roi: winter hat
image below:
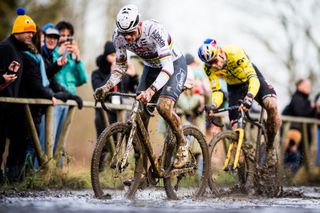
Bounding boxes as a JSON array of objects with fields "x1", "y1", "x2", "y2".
[
  {"x1": 44, "y1": 27, "x2": 60, "y2": 38},
  {"x1": 185, "y1": 53, "x2": 195, "y2": 65},
  {"x1": 42, "y1": 23, "x2": 54, "y2": 32},
  {"x1": 12, "y1": 7, "x2": 36, "y2": 34},
  {"x1": 103, "y1": 41, "x2": 116, "y2": 56}
]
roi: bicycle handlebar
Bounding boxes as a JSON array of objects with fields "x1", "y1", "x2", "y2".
[{"x1": 98, "y1": 92, "x2": 157, "y2": 117}]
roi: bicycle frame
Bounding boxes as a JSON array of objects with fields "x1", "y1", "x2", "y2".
[
  {"x1": 215, "y1": 106, "x2": 268, "y2": 171},
  {"x1": 105, "y1": 92, "x2": 195, "y2": 178}
]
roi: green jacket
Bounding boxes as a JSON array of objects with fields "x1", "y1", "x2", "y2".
[{"x1": 52, "y1": 48, "x2": 88, "y2": 94}]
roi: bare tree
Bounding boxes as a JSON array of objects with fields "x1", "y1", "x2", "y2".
[{"x1": 229, "y1": 0, "x2": 320, "y2": 95}]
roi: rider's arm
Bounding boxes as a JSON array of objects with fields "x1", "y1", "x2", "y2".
[
  {"x1": 236, "y1": 48, "x2": 260, "y2": 98},
  {"x1": 204, "y1": 65, "x2": 224, "y2": 108},
  {"x1": 150, "y1": 27, "x2": 174, "y2": 91},
  {"x1": 101, "y1": 34, "x2": 128, "y2": 91}
]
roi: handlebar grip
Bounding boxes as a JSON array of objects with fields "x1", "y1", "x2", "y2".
[{"x1": 208, "y1": 117, "x2": 224, "y2": 128}]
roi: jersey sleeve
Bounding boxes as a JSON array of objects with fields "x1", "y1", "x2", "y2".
[
  {"x1": 236, "y1": 48, "x2": 260, "y2": 97},
  {"x1": 112, "y1": 32, "x2": 128, "y2": 73},
  {"x1": 204, "y1": 65, "x2": 224, "y2": 108},
  {"x1": 150, "y1": 24, "x2": 174, "y2": 90}
]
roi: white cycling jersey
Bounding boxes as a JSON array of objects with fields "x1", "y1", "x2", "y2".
[{"x1": 112, "y1": 20, "x2": 183, "y2": 90}]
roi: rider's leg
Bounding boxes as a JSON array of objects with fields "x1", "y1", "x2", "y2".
[
  {"x1": 157, "y1": 97, "x2": 188, "y2": 168},
  {"x1": 262, "y1": 96, "x2": 281, "y2": 150}
]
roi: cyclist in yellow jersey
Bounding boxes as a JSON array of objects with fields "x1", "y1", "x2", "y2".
[{"x1": 198, "y1": 38, "x2": 281, "y2": 155}]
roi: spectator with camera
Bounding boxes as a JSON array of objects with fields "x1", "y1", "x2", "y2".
[
  {"x1": 0, "y1": 8, "x2": 37, "y2": 183},
  {"x1": 50, "y1": 21, "x2": 88, "y2": 167}
]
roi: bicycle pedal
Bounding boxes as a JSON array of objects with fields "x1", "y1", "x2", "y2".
[
  {"x1": 223, "y1": 165, "x2": 232, "y2": 172},
  {"x1": 110, "y1": 162, "x2": 117, "y2": 169},
  {"x1": 123, "y1": 179, "x2": 132, "y2": 186}
]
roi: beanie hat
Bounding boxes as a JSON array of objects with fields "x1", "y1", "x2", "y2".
[
  {"x1": 103, "y1": 41, "x2": 116, "y2": 56},
  {"x1": 12, "y1": 7, "x2": 37, "y2": 34}
]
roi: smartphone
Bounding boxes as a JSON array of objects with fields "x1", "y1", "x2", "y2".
[
  {"x1": 66, "y1": 36, "x2": 73, "y2": 43},
  {"x1": 6, "y1": 70, "x2": 17, "y2": 76}
]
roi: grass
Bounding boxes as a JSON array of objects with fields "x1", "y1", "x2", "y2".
[{"x1": 0, "y1": 168, "x2": 91, "y2": 191}]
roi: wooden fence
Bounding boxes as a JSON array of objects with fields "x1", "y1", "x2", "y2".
[{"x1": 0, "y1": 97, "x2": 319, "y2": 176}]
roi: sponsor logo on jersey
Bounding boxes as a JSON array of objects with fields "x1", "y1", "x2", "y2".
[{"x1": 151, "y1": 31, "x2": 165, "y2": 48}]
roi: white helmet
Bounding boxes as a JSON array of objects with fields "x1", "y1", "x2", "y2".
[{"x1": 116, "y1": 4, "x2": 140, "y2": 33}]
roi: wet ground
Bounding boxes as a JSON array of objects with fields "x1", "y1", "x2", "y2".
[{"x1": 0, "y1": 187, "x2": 320, "y2": 213}]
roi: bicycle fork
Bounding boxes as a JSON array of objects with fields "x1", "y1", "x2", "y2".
[{"x1": 223, "y1": 128, "x2": 245, "y2": 171}]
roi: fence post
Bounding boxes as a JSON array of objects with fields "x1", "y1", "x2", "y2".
[
  {"x1": 302, "y1": 123, "x2": 310, "y2": 174},
  {"x1": 24, "y1": 104, "x2": 46, "y2": 166},
  {"x1": 54, "y1": 106, "x2": 76, "y2": 167},
  {"x1": 45, "y1": 106, "x2": 54, "y2": 169}
]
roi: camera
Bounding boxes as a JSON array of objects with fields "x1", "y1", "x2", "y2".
[{"x1": 66, "y1": 36, "x2": 73, "y2": 43}]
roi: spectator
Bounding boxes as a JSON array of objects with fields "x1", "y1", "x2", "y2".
[
  {"x1": 21, "y1": 26, "x2": 82, "y2": 169},
  {"x1": 51, "y1": 21, "x2": 87, "y2": 167},
  {"x1": 0, "y1": 8, "x2": 36, "y2": 183},
  {"x1": 176, "y1": 72, "x2": 205, "y2": 132},
  {"x1": 91, "y1": 41, "x2": 138, "y2": 138},
  {"x1": 185, "y1": 53, "x2": 212, "y2": 104},
  {"x1": 282, "y1": 78, "x2": 317, "y2": 173}
]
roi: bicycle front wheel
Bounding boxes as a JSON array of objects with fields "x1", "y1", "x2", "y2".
[
  {"x1": 164, "y1": 125, "x2": 210, "y2": 200},
  {"x1": 91, "y1": 122, "x2": 143, "y2": 199},
  {"x1": 208, "y1": 130, "x2": 251, "y2": 197}
]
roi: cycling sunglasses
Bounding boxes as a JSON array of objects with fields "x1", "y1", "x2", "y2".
[{"x1": 118, "y1": 30, "x2": 136, "y2": 36}]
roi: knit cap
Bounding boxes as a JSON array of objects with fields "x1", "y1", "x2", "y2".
[
  {"x1": 11, "y1": 7, "x2": 37, "y2": 34},
  {"x1": 103, "y1": 41, "x2": 116, "y2": 56}
]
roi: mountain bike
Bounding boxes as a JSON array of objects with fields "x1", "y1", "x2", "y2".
[
  {"x1": 207, "y1": 104, "x2": 281, "y2": 197},
  {"x1": 91, "y1": 92, "x2": 210, "y2": 200}
]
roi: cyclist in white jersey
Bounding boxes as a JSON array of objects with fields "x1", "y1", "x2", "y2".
[{"x1": 94, "y1": 4, "x2": 188, "y2": 168}]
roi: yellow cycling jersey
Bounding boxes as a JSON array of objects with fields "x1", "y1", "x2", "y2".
[{"x1": 204, "y1": 44, "x2": 260, "y2": 107}]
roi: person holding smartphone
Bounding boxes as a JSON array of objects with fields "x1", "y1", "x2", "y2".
[
  {"x1": 0, "y1": 61, "x2": 20, "y2": 91},
  {"x1": 50, "y1": 21, "x2": 88, "y2": 168},
  {"x1": 0, "y1": 7, "x2": 37, "y2": 183}
]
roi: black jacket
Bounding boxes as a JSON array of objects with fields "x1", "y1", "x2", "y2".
[
  {"x1": 91, "y1": 54, "x2": 139, "y2": 97},
  {"x1": 19, "y1": 52, "x2": 54, "y2": 100},
  {"x1": 282, "y1": 90, "x2": 316, "y2": 130},
  {"x1": 0, "y1": 35, "x2": 27, "y2": 97}
]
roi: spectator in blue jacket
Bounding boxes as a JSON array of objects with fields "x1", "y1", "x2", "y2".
[{"x1": 51, "y1": 21, "x2": 88, "y2": 167}]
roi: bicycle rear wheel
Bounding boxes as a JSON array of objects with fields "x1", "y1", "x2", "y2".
[
  {"x1": 164, "y1": 125, "x2": 210, "y2": 200},
  {"x1": 91, "y1": 122, "x2": 144, "y2": 199},
  {"x1": 208, "y1": 130, "x2": 250, "y2": 197}
]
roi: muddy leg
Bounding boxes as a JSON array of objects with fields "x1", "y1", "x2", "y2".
[
  {"x1": 262, "y1": 97, "x2": 281, "y2": 150},
  {"x1": 157, "y1": 97, "x2": 188, "y2": 168}
]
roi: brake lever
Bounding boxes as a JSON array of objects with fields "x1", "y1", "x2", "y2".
[
  {"x1": 145, "y1": 103, "x2": 157, "y2": 117},
  {"x1": 100, "y1": 100, "x2": 110, "y2": 112}
]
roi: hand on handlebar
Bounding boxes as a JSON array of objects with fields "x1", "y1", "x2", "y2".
[
  {"x1": 136, "y1": 88, "x2": 155, "y2": 104},
  {"x1": 205, "y1": 104, "x2": 217, "y2": 119},
  {"x1": 94, "y1": 86, "x2": 109, "y2": 102},
  {"x1": 239, "y1": 94, "x2": 253, "y2": 112}
]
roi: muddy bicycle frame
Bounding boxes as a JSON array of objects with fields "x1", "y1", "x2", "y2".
[
  {"x1": 101, "y1": 92, "x2": 196, "y2": 178},
  {"x1": 212, "y1": 105, "x2": 268, "y2": 170}
]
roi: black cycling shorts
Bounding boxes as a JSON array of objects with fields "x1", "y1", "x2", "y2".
[
  {"x1": 136, "y1": 56, "x2": 187, "y2": 103},
  {"x1": 227, "y1": 63, "x2": 277, "y2": 121}
]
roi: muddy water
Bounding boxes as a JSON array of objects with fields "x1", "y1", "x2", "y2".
[{"x1": 0, "y1": 187, "x2": 320, "y2": 213}]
